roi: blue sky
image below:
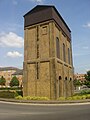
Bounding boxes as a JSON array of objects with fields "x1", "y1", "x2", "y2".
[{"x1": 0, "y1": 0, "x2": 90, "y2": 74}]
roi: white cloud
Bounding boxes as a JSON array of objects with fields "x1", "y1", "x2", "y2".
[
  {"x1": 7, "y1": 51, "x2": 23, "y2": 58},
  {"x1": 0, "y1": 32, "x2": 24, "y2": 48},
  {"x1": 83, "y1": 22, "x2": 90, "y2": 28},
  {"x1": 29, "y1": 0, "x2": 44, "y2": 4}
]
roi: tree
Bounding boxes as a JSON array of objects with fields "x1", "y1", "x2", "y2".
[
  {"x1": 73, "y1": 79, "x2": 82, "y2": 87},
  {"x1": 0, "y1": 76, "x2": 6, "y2": 86},
  {"x1": 84, "y1": 71, "x2": 90, "y2": 88},
  {"x1": 10, "y1": 76, "x2": 19, "y2": 87}
]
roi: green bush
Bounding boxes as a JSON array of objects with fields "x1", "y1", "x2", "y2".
[
  {"x1": 25, "y1": 96, "x2": 49, "y2": 100},
  {"x1": 0, "y1": 76, "x2": 6, "y2": 86},
  {"x1": 81, "y1": 95, "x2": 87, "y2": 99},
  {"x1": 0, "y1": 87, "x2": 22, "y2": 91},
  {"x1": 0, "y1": 91, "x2": 15, "y2": 98},
  {"x1": 72, "y1": 95, "x2": 82, "y2": 100},
  {"x1": 66, "y1": 97, "x2": 73, "y2": 100},
  {"x1": 10, "y1": 76, "x2": 19, "y2": 87},
  {"x1": 15, "y1": 96, "x2": 49, "y2": 100},
  {"x1": 57, "y1": 97, "x2": 65, "y2": 101},
  {"x1": 86, "y1": 94, "x2": 90, "y2": 99},
  {"x1": 16, "y1": 91, "x2": 23, "y2": 97},
  {"x1": 58, "y1": 94, "x2": 90, "y2": 101},
  {"x1": 80, "y1": 90, "x2": 90, "y2": 95},
  {"x1": 15, "y1": 95, "x2": 23, "y2": 100},
  {"x1": 0, "y1": 90, "x2": 22, "y2": 98},
  {"x1": 66, "y1": 95, "x2": 87, "y2": 100}
]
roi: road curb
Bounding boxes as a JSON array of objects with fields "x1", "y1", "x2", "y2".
[{"x1": 0, "y1": 98, "x2": 90, "y2": 104}]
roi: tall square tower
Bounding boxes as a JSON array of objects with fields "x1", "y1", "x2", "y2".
[{"x1": 23, "y1": 5, "x2": 74, "y2": 99}]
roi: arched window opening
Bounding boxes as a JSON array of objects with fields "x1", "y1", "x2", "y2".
[
  {"x1": 59, "y1": 76, "x2": 62, "y2": 80},
  {"x1": 65, "y1": 77, "x2": 67, "y2": 80}
]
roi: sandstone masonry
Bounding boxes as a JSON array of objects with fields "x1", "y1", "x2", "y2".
[{"x1": 23, "y1": 5, "x2": 74, "y2": 99}]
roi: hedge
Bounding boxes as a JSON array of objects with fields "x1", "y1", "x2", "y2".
[
  {"x1": 0, "y1": 87, "x2": 22, "y2": 91},
  {"x1": 57, "y1": 94, "x2": 90, "y2": 101},
  {"x1": 0, "y1": 90, "x2": 23, "y2": 98},
  {"x1": 15, "y1": 96, "x2": 49, "y2": 100}
]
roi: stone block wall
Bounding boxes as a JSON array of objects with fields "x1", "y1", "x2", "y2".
[{"x1": 23, "y1": 20, "x2": 74, "y2": 99}]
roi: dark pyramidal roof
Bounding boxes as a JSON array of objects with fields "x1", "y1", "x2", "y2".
[
  {"x1": 24, "y1": 5, "x2": 53, "y2": 16},
  {"x1": 24, "y1": 5, "x2": 71, "y2": 38},
  {"x1": 12, "y1": 69, "x2": 23, "y2": 75}
]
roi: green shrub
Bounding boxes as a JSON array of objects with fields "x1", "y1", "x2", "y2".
[
  {"x1": 72, "y1": 96, "x2": 78, "y2": 100},
  {"x1": 23, "y1": 97, "x2": 28, "y2": 100},
  {"x1": 0, "y1": 91, "x2": 15, "y2": 98},
  {"x1": 15, "y1": 95, "x2": 23, "y2": 100},
  {"x1": 80, "y1": 90, "x2": 90, "y2": 95},
  {"x1": 16, "y1": 91, "x2": 23, "y2": 96},
  {"x1": 57, "y1": 97, "x2": 65, "y2": 101},
  {"x1": 76, "y1": 96, "x2": 82, "y2": 100},
  {"x1": 10, "y1": 76, "x2": 19, "y2": 87},
  {"x1": 14, "y1": 91, "x2": 19, "y2": 97},
  {"x1": 66, "y1": 97, "x2": 73, "y2": 100},
  {"x1": 34, "y1": 96, "x2": 49, "y2": 100},
  {"x1": 66, "y1": 94, "x2": 90, "y2": 100},
  {"x1": 25, "y1": 96, "x2": 31, "y2": 100},
  {"x1": 86, "y1": 94, "x2": 90, "y2": 99},
  {"x1": 15, "y1": 96, "x2": 49, "y2": 100},
  {"x1": 0, "y1": 90, "x2": 22, "y2": 98},
  {"x1": 81, "y1": 95, "x2": 87, "y2": 99},
  {"x1": 0, "y1": 87, "x2": 22, "y2": 90},
  {"x1": 0, "y1": 76, "x2": 6, "y2": 86},
  {"x1": 72, "y1": 95, "x2": 82, "y2": 100}
]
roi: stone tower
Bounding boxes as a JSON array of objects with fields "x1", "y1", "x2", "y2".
[{"x1": 23, "y1": 5, "x2": 74, "y2": 99}]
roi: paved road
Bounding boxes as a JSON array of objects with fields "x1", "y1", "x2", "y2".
[{"x1": 0, "y1": 101, "x2": 90, "y2": 120}]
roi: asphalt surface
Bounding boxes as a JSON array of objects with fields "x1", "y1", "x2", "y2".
[{"x1": 0, "y1": 101, "x2": 90, "y2": 120}]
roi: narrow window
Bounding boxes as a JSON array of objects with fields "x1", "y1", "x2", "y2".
[
  {"x1": 37, "y1": 63, "x2": 39, "y2": 79},
  {"x1": 56, "y1": 37, "x2": 60, "y2": 59},
  {"x1": 37, "y1": 44, "x2": 39, "y2": 58},
  {"x1": 63, "y1": 43, "x2": 66, "y2": 62},
  {"x1": 37, "y1": 26, "x2": 39, "y2": 58},
  {"x1": 68, "y1": 48, "x2": 70, "y2": 64},
  {"x1": 37, "y1": 26, "x2": 39, "y2": 41},
  {"x1": 70, "y1": 78, "x2": 72, "y2": 81}
]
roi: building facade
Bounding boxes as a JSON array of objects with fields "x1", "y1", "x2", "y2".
[
  {"x1": 23, "y1": 5, "x2": 74, "y2": 99},
  {"x1": 0, "y1": 67, "x2": 23, "y2": 87},
  {"x1": 74, "y1": 73, "x2": 86, "y2": 83}
]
